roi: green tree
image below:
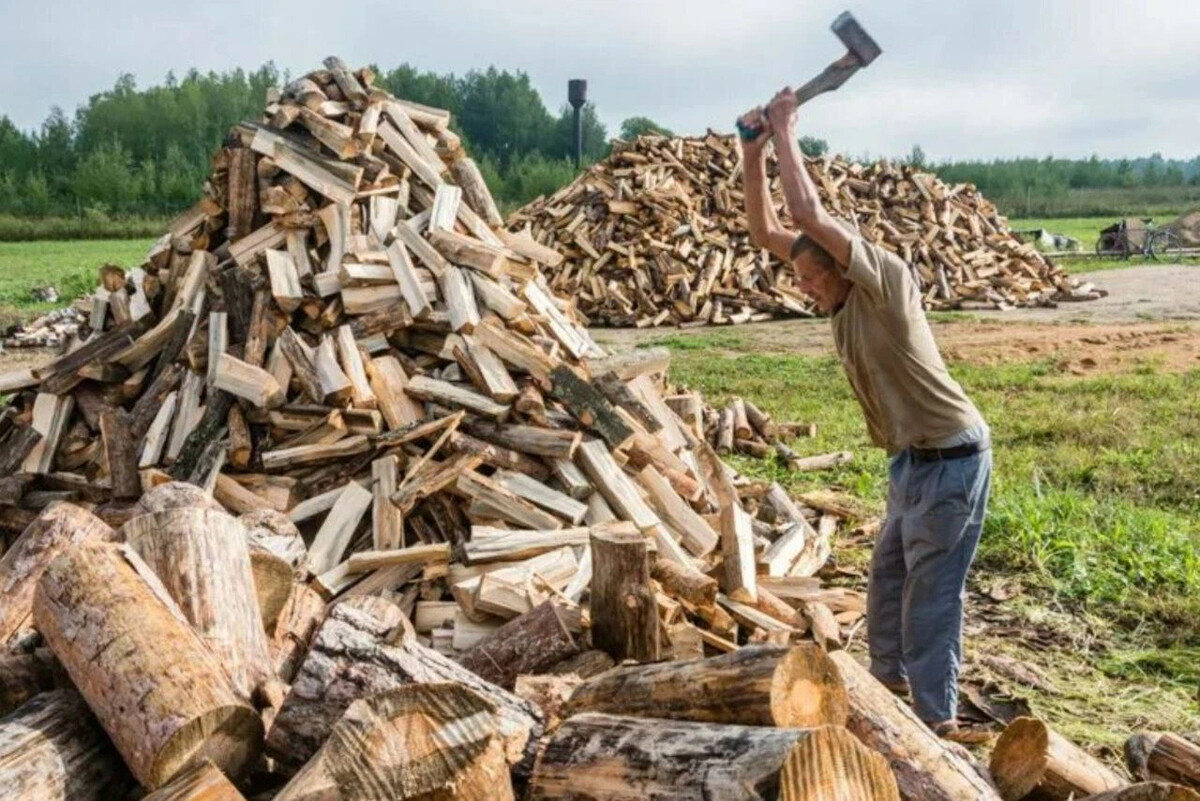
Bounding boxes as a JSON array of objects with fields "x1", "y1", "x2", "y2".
[
  {"x1": 548, "y1": 103, "x2": 608, "y2": 163},
  {"x1": 906, "y1": 144, "x2": 927, "y2": 169},
  {"x1": 72, "y1": 139, "x2": 136, "y2": 213},
  {"x1": 799, "y1": 136, "x2": 828, "y2": 157},
  {"x1": 619, "y1": 116, "x2": 673, "y2": 139}
]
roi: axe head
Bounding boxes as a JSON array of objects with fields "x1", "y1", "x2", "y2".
[{"x1": 832, "y1": 11, "x2": 882, "y2": 66}]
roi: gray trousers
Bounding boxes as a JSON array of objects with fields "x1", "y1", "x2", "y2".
[{"x1": 867, "y1": 446, "x2": 992, "y2": 724}]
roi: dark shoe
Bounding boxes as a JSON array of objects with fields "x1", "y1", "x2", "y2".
[{"x1": 932, "y1": 720, "x2": 995, "y2": 745}]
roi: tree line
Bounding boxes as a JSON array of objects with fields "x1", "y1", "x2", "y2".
[
  {"x1": 0, "y1": 62, "x2": 624, "y2": 222},
  {"x1": 1, "y1": 61, "x2": 1197, "y2": 228}
]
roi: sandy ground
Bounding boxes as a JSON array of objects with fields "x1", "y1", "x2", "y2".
[{"x1": 591, "y1": 265, "x2": 1200, "y2": 373}]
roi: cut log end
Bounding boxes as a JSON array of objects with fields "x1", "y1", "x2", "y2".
[
  {"x1": 990, "y1": 716, "x2": 1050, "y2": 800},
  {"x1": 771, "y1": 643, "x2": 850, "y2": 728},
  {"x1": 780, "y1": 725, "x2": 900, "y2": 801},
  {"x1": 151, "y1": 705, "x2": 264, "y2": 789}
]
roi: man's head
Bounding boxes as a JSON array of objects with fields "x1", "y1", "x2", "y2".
[{"x1": 791, "y1": 235, "x2": 851, "y2": 313}]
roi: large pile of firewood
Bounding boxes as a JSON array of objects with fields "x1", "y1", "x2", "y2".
[
  {"x1": 508, "y1": 134, "x2": 1097, "y2": 328},
  {"x1": 0, "y1": 60, "x2": 1189, "y2": 801}
]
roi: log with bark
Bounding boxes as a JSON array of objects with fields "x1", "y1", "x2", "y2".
[
  {"x1": 1127, "y1": 732, "x2": 1200, "y2": 791},
  {"x1": 990, "y1": 716, "x2": 1127, "y2": 800},
  {"x1": 122, "y1": 507, "x2": 273, "y2": 701},
  {"x1": 275, "y1": 683, "x2": 513, "y2": 801},
  {"x1": 32, "y1": 541, "x2": 263, "y2": 788},
  {"x1": 456, "y1": 600, "x2": 580, "y2": 690},
  {"x1": 829, "y1": 650, "x2": 1001, "y2": 801},
  {"x1": 528, "y1": 713, "x2": 900, "y2": 800},
  {"x1": 0, "y1": 689, "x2": 132, "y2": 800},
  {"x1": 564, "y1": 643, "x2": 847, "y2": 728}
]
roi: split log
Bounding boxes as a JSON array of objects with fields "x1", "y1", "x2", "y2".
[
  {"x1": 123, "y1": 508, "x2": 273, "y2": 701},
  {"x1": 590, "y1": 524, "x2": 660, "y2": 663},
  {"x1": 142, "y1": 758, "x2": 246, "y2": 801},
  {"x1": 457, "y1": 601, "x2": 580, "y2": 689},
  {"x1": 270, "y1": 580, "x2": 328, "y2": 684},
  {"x1": 528, "y1": 713, "x2": 899, "y2": 801},
  {"x1": 514, "y1": 674, "x2": 582, "y2": 733},
  {"x1": 32, "y1": 542, "x2": 263, "y2": 788},
  {"x1": 987, "y1": 717, "x2": 1126, "y2": 800},
  {"x1": 0, "y1": 502, "x2": 114, "y2": 645},
  {"x1": 566, "y1": 643, "x2": 847, "y2": 728},
  {"x1": 651, "y1": 556, "x2": 718, "y2": 607},
  {"x1": 829, "y1": 650, "x2": 1000, "y2": 801},
  {"x1": 275, "y1": 684, "x2": 513, "y2": 801},
  {"x1": 0, "y1": 689, "x2": 132, "y2": 800},
  {"x1": 1128, "y1": 732, "x2": 1200, "y2": 790},
  {"x1": 721, "y1": 502, "x2": 758, "y2": 603},
  {"x1": 266, "y1": 598, "x2": 543, "y2": 774}
]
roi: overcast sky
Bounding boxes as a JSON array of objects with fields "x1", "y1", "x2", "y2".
[{"x1": 4, "y1": 0, "x2": 1198, "y2": 162}]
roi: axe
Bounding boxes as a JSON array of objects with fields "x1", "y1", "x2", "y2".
[{"x1": 737, "y1": 11, "x2": 882, "y2": 141}]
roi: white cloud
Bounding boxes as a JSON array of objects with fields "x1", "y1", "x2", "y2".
[{"x1": 2, "y1": 0, "x2": 1197, "y2": 160}]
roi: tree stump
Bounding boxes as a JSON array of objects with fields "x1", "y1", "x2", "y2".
[
  {"x1": 275, "y1": 684, "x2": 513, "y2": 801},
  {"x1": 589, "y1": 526, "x2": 659, "y2": 663},
  {"x1": 457, "y1": 600, "x2": 580, "y2": 689},
  {"x1": 990, "y1": 716, "x2": 1127, "y2": 800},
  {"x1": 828, "y1": 650, "x2": 1001, "y2": 801},
  {"x1": 528, "y1": 713, "x2": 899, "y2": 800},
  {"x1": 0, "y1": 689, "x2": 132, "y2": 800},
  {"x1": 0, "y1": 502, "x2": 114, "y2": 646},
  {"x1": 123, "y1": 507, "x2": 273, "y2": 700},
  {"x1": 33, "y1": 541, "x2": 263, "y2": 788},
  {"x1": 566, "y1": 643, "x2": 847, "y2": 728}
]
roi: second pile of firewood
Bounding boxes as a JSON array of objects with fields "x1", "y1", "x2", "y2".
[{"x1": 508, "y1": 134, "x2": 1095, "y2": 328}]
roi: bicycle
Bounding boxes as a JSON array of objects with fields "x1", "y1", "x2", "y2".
[{"x1": 1095, "y1": 218, "x2": 1182, "y2": 260}]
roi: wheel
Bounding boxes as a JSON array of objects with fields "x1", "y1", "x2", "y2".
[{"x1": 1148, "y1": 230, "x2": 1181, "y2": 261}]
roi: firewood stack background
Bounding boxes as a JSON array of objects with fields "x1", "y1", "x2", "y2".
[
  {"x1": 508, "y1": 134, "x2": 1099, "y2": 328},
  {"x1": 0, "y1": 59, "x2": 1192, "y2": 801}
]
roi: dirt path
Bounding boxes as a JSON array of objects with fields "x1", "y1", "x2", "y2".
[{"x1": 592, "y1": 264, "x2": 1200, "y2": 374}]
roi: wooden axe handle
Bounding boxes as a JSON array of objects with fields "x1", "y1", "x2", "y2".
[{"x1": 736, "y1": 53, "x2": 865, "y2": 140}]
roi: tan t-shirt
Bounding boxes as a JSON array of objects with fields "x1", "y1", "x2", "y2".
[{"x1": 831, "y1": 237, "x2": 983, "y2": 453}]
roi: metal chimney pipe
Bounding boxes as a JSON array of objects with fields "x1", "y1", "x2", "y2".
[{"x1": 568, "y1": 79, "x2": 587, "y2": 169}]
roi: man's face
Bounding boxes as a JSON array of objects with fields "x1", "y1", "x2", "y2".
[{"x1": 793, "y1": 252, "x2": 848, "y2": 313}]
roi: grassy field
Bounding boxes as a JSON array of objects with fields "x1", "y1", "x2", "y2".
[
  {"x1": 646, "y1": 328, "x2": 1200, "y2": 747},
  {"x1": 0, "y1": 239, "x2": 155, "y2": 324}
]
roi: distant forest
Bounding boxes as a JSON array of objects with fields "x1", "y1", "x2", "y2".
[{"x1": 0, "y1": 62, "x2": 1197, "y2": 226}]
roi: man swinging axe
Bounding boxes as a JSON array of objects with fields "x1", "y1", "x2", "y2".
[{"x1": 737, "y1": 12, "x2": 991, "y2": 740}]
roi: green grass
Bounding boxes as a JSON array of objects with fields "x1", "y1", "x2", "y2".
[
  {"x1": 661, "y1": 333, "x2": 1200, "y2": 640},
  {"x1": 0, "y1": 239, "x2": 155, "y2": 323},
  {"x1": 0, "y1": 214, "x2": 170, "y2": 242}
]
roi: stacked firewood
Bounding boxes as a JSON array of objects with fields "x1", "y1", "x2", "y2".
[
  {"x1": 508, "y1": 134, "x2": 1093, "y2": 328},
  {"x1": 2, "y1": 304, "x2": 87, "y2": 349},
  {"x1": 0, "y1": 60, "x2": 1187, "y2": 801}
]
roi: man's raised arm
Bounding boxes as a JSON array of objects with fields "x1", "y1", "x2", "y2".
[
  {"x1": 738, "y1": 108, "x2": 798, "y2": 263},
  {"x1": 765, "y1": 89, "x2": 854, "y2": 268}
]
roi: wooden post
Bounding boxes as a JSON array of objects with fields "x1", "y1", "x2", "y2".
[
  {"x1": 457, "y1": 601, "x2": 580, "y2": 690},
  {"x1": 0, "y1": 502, "x2": 114, "y2": 646},
  {"x1": 1128, "y1": 733, "x2": 1200, "y2": 790},
  {"x1": 590, "y1": 524, "x2": 660, "y2": 663},
  {"x1": 528, "y1": 714, "x2": 899, "y2": 801},
  {"x1": 275, "y1": 684, "x2": 513, "y2": 801},
  {"x1": 829, "y1": 650, "x2": 1002, "y2": 801},
  {"x1": 0, "y1": 690, "x2": 132, "y2": 800},
  {"x1": 33, "y1": 542, "x2": 263, "y2": 788},
  {"x1": 990, "y1": 716, "x2": 1127, "y2": 800},
  {"x1": 565, "y1": 644, "x2": 848, "y2": 728},
  {"x1": 122, "y1": 508, "x2": 274, "y2": 702}
]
